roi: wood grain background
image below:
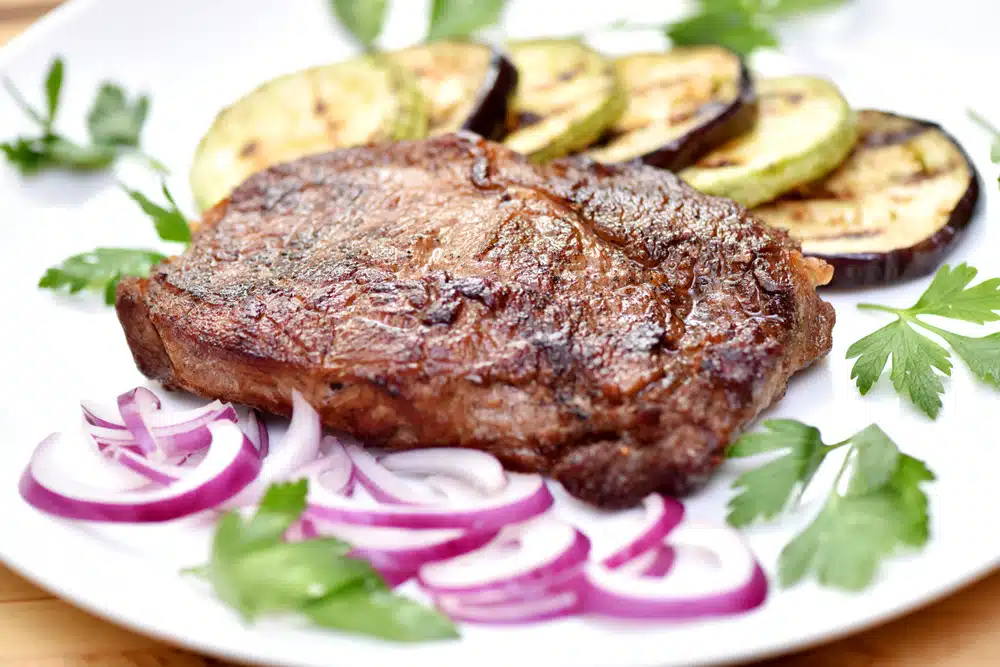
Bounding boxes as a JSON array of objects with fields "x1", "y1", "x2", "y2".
[{"x1": 3, "y1": 2, "x2": 1000, "y2": 665}]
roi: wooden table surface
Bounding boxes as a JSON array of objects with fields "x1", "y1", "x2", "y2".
[{"x1": 3, "y1": 2, "x2": 1000, "y2": 666}]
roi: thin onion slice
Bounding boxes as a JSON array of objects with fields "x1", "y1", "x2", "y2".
[
  {"x1": 20, "y1": 422, "x2": 261, "y2": 523},
  {"x1": 582, "y1": 522, "x2": 768, "y2": 619},
  {"x1": 110, "y1": 447, "x2": 183, "y2": 485},
  {"x1": 224, "y1": 391, "x2": 323, "y2": 507},
  {"x1": 306, "y1": 472, "x2": 553, "y2": 531},
  {"x1": 600, "y1": 494, "x2": 684, "y2": 569},
  {"x1": 306, "y1": 515, "x2": 497, "y2": 572},
  {"x1": 417, "y1": 518, "x2": 590, "y2": 596},
  {"x1": 242, "y1": 410, "x2": 269, "y2": 458},
  {"x1": 115, "y1": 387, "x2": 162, "y2": 455},
  {"x1": 88, "y1": 405, "x2": 239, "y2": 458},
  {"x1": 434, "y1": 588, "x2": 582, "y2": 624},
  {"x1": 347, "y1": 445, "x2": 440, "y2": 505},
  {"x1": 614, "y1": 545, "x2": 676, "y2": 578},
  {"x1": 379, "y1": 448, "x2": 508, "y2": 495}
]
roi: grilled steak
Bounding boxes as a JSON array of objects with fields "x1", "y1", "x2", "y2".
[{"x1": 116, "y1": 133, "x2": 835, "y2": 508}]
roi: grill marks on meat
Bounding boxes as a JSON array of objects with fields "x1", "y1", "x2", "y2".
[{"x1": 116, "y1": 134, "x2": 834, "y2": 508}]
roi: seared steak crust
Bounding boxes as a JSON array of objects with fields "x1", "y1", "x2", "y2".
[{"x1": 116, "y1": 134, "x2": 834, "y2": 507}]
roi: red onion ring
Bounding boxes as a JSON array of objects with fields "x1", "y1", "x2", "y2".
[
  {"x1": 306, "y1": 472, "x2": 553, "y2": 531},
  {"x1": 379, "y1": 449, "x2": 507, "y2": 495},
  {"x1": 305, "y1": 515, "x2": 497, "y2": 572},
  {"x1": 347, "y1": 445, "x2": 440, "y2": 505},
  {"x1": 242, "y1": 409, "x2": 269, "y2": 458},
  {"x1": 87, "y1": 400, "x2": 237, "y2": 457},
  {"x1": 582, "y1": 523, "x2": 768, "y2": 619},
  {"x1": 224, "y1": 391, "x2": 323, "y2": 507},
  {"x1": 20, "y1": 422, "x2": 261, "y2": 523},
  {"x1": 600, "y1": 494, "x2": 684, "y2": 569},
  {"x1": 115, "y1": 387, "x2": 162, "y2": 456},
  {"x1": 434, "y1": 588, "x2": 583, "y2": 624},
  {"x1": 417, "y1": 518, "x2": 590, "y2": 596}
]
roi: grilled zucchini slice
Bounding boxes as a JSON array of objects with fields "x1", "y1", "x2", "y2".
[
  {"x1": 681, "y1": 76, "x2": 857, "y2": 207},
  {"x1": 753, "y1": 110, "x2": 980, "y2": 287},
  {"x1": 503, "y1": 39, "x2": 625, "y2": 162},
  {"x1": 587, "y1": 46, "x2": 756, "y2": 170},
  {"x1": 189, "y1": 56, "x2": 427, "y2": 211},
  {"x1": 388, "y1": 41, "x2": 517, "y2": 140}
]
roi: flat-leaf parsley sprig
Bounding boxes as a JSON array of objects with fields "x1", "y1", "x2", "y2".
[
  {"x1": 1, "y1": 57, "x2": 165, "y2": 175},
  {"x1": 193, "y1": 480, "x2": 458, "y2": 642},
  {"x1": 38, "y1": 182, "x2": 190, "y2": 304},
  {"x1": 846, "y1": 263, "x2": 1000, "y2": 419},
  {"x1": 727, "y1": 420, "x2": 934, "y2": 591}
]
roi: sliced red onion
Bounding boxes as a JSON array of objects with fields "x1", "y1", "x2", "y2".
[
  {"x1": 417, "y1": 518, "x2": 590, "y2": 597},
  {"x1": 423, "y1": 475, "x2": 487, "y2": 503},
  {"x1": 223, "y1": 391, "x2": 323, "y2": 507},
  {"x1": 306, "y1": 515, "x2": 497, "y2": 572},
  {"x1": 242, "y1": 409, "x2": 269, "y2": 458},
  {"x1": 434, "y1": 588, "x2": 582, "y2": 624},
  {"x1": 347, "y1": 445, "x2": 441, "y2": 505},
  {"x1": 600, "y1": 494, "x2": 684, "y2": 569},
  {"x1": 582, "y1": 522, "x2": 768, "y2": 619},
  {"x1": 306, "y1": 472, "x2": 553, "y2": 530},
  {"x1": 20, "y1": 422, "x2": 261, "y2": 523},
  {"x1": 116, "y1": 387, "x2": 162, "y2": 455},
  {"x1": 614, "y1": 545, "x2": 676, "y2": 578},
  {"x1": 110, "y1": 447, "x2": 183, "y2": 485},
  {"x1": 379, "y1": 449, "x2": 507, "y2": 495},
  {"x1": 84, "y1": 397, "x2": 228, "y2": 430},
  {"x1": 87, "y1": 398, "x2": 237, "y2": 457}
]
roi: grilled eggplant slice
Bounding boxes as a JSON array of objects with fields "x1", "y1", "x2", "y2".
[
  {"x1": 388, "y1": 41, "x2": 517, "y2": 140},
  {"x1": 189, "y1": 56, "x2": 427, "y2": 211},
  {"x1": 753, "y1": 110, "x2": 980, "y2": 287},
  {"x1": 586, "y1": 46, "x2": 756, "y2": 170},
  {"x1": 503, "y1": 39, "x2": 625, "y2": 162},
  {"x1": 681, "y1": 76, "x2": 857, "y2": 207}
]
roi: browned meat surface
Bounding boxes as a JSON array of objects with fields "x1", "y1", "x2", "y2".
[{"x1": 116, "y1": 133, "x2": 835, "y2": 508}]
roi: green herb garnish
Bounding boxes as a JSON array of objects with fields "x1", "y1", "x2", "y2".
[
  {"x1": 194, "y1": 480, "x2": 458, "y2": 642},
  {"x1": 426, "y1": 0, "x2": 507, "y2": 42},
  {"x1": 38, "y1": 183, "x2": 190, "y2": 303},
  {"x1": 329, "y1": 0, "x2": 389, "y2": 51},
  {"x1": 329, "y1": 0, "x2": 507, "y2": 49},
  {"x1": 846, "y1": 263, "x2": 1000, "y2": 419},
  {"x1": 38, "y1": 248, "x2": 167, "y2": 305},
  {"x1": 122, "y1": 183, "x2": 192, "y2": 244},
  {"x1": 1, "y1": 57, "x2": 163, "y2": 175},
  {"x1": 727, "y1": 420, "x2": 934, "y2": 591}
]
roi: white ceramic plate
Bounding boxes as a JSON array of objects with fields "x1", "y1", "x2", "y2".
[{"x1": 2, "y1": 1, "x2": 1000, "y2": 665}]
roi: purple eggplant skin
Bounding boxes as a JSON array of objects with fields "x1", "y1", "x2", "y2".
[
  {"x1": 461, "y1": 48, "x2": 519, "y2": 142},
  {"x1": 637, "y1": 54, "x2": 758, "y2": 172},
  {"x1": 815, "y1": 114, "x2": 981, "y2": 289}
]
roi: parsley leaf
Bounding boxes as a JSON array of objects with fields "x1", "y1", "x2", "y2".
[
  {"x1": 87, "y1": 83, "x2": 150, "y2": 148},
  {"x1": 726, "y1": 420, "x2": 825, "y2": 526},
  {"x1": 198, "y1": 480, "x2": 458, "y2": 642},
  {"x1": 38, "y1": 248, "x2": 166, "y2": 305},
  {"x1": 848, "y1": 263, "x2": 1000, "y2": 418},
  {"x1": 43, "y1": 57, "x2": 63, "y2": 128},
  {"x1": 761, "y1": 0, "x2": 851, "y2": 18},
  {"x1": 969, "y1": 110, "x2": 1000, "y2": 164},
  {"x1": 329, "y1": 0, "x2": 388, "y2": 50},
  {"x1": 667, "y1": 7, "x2": 778, "y2": 55},
  {"x1": 665, "y1": 0, "x2": 850, "y2": 55},
  {"x1": 427, "y1": 0, "x2": 507, "y2": 42},
  {"x1": 305, "y1": 584, "x2": 459, "y2": 642},
  {"x1": 1, "y1": 57, "x2": 162, "y2": 175},
  {"x1": 728, "y1": 421, "x2": 934, "y2": 591},
  {"x1": 123, "y1": 183, "x2": 192, "y2": 244}
]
